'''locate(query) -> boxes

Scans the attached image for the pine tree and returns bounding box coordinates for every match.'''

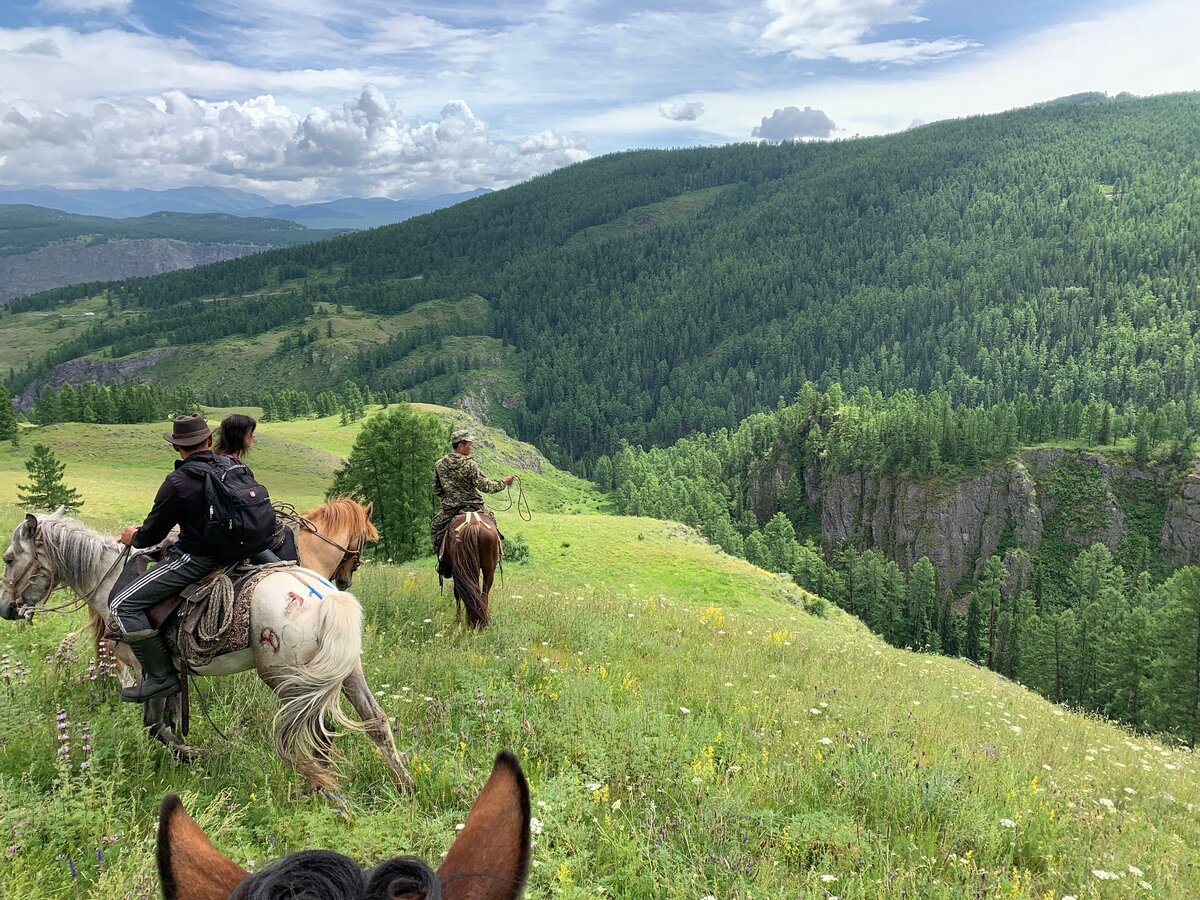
[963,592,984,663]
[1150,568,1200,743]
[905,557,937,649]
[0,384,17,440]
[17,444,83,513]
[329,405,445,562]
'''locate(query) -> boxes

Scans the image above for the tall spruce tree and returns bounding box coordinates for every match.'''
[0,384,17,441]
[1150,568,1200,745]
[17,444,83,513]
[329,405,444,562]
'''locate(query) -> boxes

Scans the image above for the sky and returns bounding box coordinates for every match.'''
[0,0,1197,202]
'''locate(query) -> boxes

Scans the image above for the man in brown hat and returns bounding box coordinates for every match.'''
[108,414,230,702]
[430,428,514,578]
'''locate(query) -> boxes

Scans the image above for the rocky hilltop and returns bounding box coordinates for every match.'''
[774,449,1199,592]
[0,238,268,304]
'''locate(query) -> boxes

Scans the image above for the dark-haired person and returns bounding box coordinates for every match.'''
[216,412,282,565]
[214,413,256,459]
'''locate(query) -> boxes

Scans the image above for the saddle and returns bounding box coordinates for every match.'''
[438,509,502,560]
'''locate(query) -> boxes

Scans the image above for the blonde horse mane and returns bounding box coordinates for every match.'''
[301,497,379,543]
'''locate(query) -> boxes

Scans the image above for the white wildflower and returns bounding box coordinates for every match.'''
[999,818,1016,829]
[1010,725,1022,734]
[679,706,690,715]
[1124,787,1137,795]
[529,817,544,835]
[1092,869,1120,880]
[818,737,834,745]
[820,874,838,883]
[1127,865,1143,877]
[1099,798,1116,811]
[809,708,822,715]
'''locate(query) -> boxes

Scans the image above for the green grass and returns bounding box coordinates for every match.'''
[1,412,1198,898]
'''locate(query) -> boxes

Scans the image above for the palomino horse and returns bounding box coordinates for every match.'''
[0,508,411,793]
[445,510,501,628]
[158,750,530,900]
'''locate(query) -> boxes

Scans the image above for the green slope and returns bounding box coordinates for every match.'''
[0,409,1197,898]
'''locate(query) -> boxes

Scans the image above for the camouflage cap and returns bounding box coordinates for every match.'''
[451,428,475,445]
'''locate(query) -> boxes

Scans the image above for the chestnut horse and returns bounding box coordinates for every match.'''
[444,510,501,628]
[158,750,531,900]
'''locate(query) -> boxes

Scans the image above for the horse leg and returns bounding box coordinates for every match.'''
[142,697,203,763]
[341,664,413,790]
[481,549,496,628]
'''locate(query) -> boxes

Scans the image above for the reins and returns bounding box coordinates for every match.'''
[495,475,532,522]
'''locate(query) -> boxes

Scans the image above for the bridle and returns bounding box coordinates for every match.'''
[2,528,59,619]
[277,505,366,587]
[2,519,129,621]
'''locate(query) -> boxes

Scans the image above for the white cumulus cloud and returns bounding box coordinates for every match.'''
[659,100,705,121]
[752,105,836,140]
[0,86,588,201]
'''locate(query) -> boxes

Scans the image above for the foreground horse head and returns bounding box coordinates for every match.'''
[157,750,531,900]
[1,510,65,621]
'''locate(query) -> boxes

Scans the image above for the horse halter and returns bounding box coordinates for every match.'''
[2,527,59,618]
[331,536,365,586]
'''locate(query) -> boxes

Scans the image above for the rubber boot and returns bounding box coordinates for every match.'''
[120,629,181,703]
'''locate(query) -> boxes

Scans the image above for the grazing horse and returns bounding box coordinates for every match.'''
[157,750,531,900]
[444,511,501,628]
[1,508,411,794]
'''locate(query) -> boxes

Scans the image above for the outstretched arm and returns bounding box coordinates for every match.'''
[470,459,509,494]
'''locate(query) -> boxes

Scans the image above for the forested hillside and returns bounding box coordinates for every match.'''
[6,91,1199,469]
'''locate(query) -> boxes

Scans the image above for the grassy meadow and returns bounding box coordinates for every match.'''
[1,407,1198,898]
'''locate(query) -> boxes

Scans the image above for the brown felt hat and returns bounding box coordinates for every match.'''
[164,413,213,447]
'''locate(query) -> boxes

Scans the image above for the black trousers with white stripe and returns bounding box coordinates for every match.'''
[108,546,221,635]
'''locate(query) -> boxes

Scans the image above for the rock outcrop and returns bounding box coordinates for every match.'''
[789,449,1194,593]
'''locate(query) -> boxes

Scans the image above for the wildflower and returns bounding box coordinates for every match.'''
[1139,881,1153,890]
[679,707,690,715]
[999,818,1016,829]
[1091,870,1120,880]
[1124,787,1137,795]
[1127,865,1144,877]
[820,874,838,883]
[809,708,822,715]
[1098,798,1116,811]
[1010,725,1022,734]
[530,817,544,836]
[818,737,834,745]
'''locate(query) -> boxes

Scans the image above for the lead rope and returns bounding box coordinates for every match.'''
[496,475,532,522]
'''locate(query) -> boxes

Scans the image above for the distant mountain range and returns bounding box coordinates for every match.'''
[0,186,492,230]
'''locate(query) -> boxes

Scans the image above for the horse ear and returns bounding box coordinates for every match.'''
[437,751,531,900]
[157,796,248,900]
[364,501,374,520]
[49,505,66,519]
[22,514,37,539]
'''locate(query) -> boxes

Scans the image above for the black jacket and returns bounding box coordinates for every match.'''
[132,450,218,557]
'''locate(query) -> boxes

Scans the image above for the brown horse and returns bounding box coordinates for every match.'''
[444,510,501,628]
[157,750,531,899]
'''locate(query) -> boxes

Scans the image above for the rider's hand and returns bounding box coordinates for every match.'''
[505,475,515,486]
[116,525,138,546]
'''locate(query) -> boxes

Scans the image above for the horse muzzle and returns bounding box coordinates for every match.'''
[0,596,22,621]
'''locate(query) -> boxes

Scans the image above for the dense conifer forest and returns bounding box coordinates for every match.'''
[6,92,1200,469]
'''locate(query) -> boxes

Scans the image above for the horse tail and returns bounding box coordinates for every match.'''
[450,522,489,627]
[273,588,365,783]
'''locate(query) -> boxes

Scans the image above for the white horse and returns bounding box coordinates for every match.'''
[1,508,412,794]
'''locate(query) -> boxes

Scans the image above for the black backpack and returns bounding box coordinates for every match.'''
[182,456,276,561]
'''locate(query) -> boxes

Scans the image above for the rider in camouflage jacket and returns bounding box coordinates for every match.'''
[431,428,513,574]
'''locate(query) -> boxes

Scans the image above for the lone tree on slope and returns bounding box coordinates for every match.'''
[18,444,84,513]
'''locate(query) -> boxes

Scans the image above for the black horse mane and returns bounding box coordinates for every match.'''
[230,850,441,900]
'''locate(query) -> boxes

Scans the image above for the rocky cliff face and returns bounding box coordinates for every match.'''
[16,349,176,409]
[0,239,268,304]
[792,449,1196,593]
